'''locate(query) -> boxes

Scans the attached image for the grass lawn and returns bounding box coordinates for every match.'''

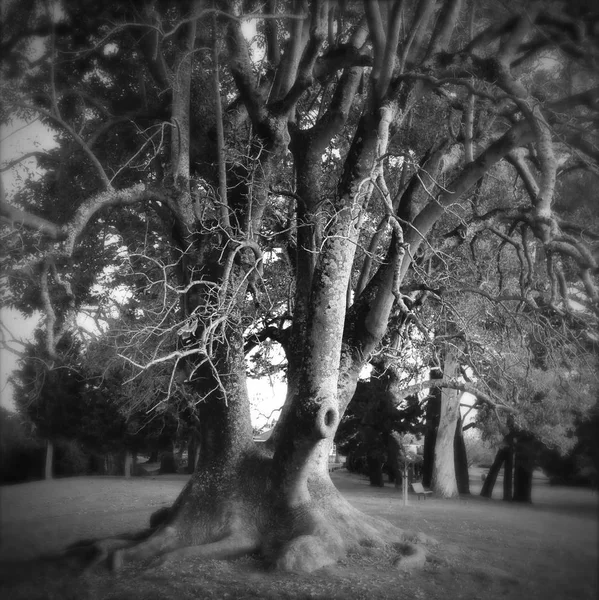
[0,469,596,599]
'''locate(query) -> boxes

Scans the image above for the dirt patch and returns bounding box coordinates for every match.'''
[1,471,597,599]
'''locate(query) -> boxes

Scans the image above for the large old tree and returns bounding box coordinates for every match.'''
[1,0,598,571]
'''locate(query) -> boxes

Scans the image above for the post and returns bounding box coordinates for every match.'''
[402,464,408,506]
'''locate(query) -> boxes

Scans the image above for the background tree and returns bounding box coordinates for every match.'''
[11,330,86,479]
[1,0,598,573]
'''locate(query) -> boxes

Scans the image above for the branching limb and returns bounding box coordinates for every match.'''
[395,377,515,414]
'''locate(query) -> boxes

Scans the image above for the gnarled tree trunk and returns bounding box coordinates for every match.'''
[5,0,586,578]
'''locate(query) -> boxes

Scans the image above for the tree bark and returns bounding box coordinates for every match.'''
[432,348,461,498]
[480,447,507,498]
[44,439,54,480]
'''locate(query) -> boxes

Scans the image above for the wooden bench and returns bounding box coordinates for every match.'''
[411,482,433,500]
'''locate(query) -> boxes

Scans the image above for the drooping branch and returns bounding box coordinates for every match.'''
[0,151,58,173]
[394,377,515,414]
[402,119,535,277]
[0,200,65,240]
[11,102,112,190]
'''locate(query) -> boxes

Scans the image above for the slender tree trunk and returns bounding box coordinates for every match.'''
[422,375,442,487]
[432,348,461,498]
[187,434,199,475]
[513,437,534,503]
[44,439,54,480]
[480,447,507,498]
[503,436,514,501]
[124,450,133,479]
[454,415,470,494]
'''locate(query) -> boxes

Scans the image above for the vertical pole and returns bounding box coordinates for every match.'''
[403,463,408,506]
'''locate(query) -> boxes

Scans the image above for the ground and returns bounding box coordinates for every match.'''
[0,468,597,600]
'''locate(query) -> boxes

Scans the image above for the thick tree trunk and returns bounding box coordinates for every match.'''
[503,436,514,501]
[108,198,430,574]
[104,7,436,574]
[432,349,461,498]
[454,416,470,495]
[44,439,54,480]
[480,448,507,498]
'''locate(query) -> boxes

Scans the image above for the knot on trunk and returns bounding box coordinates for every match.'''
[315,403,338,439]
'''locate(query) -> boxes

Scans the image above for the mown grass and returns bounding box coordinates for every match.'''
[0,469,596,599]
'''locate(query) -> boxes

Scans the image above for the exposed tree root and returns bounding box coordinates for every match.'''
[92,456,438,575]
[111,525,179,571]
[154,535,259,567]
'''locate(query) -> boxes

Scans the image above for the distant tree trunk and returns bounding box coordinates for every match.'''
[480,447,507,498]
[388,434,401,488]
[187,434,200,474]
[44,439,54,480]
[422,371,442,487]
[148,450,159,463]
[432,348,461,498]
[513,463,532,502]
[513,437,534,503]
[367,453,384,487]
[124,450,133,479]
[159,450,178,474]
[503,436,514,501]
[454,416,470,494]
